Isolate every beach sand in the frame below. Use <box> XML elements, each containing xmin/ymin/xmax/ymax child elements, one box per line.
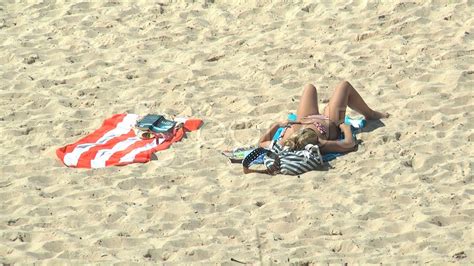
<box><xmin>0</xmin><ymin>0</ymin><xmax>472</xmax><ymax>264</ymax></box>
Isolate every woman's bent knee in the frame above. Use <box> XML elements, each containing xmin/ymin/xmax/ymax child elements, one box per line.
<box><xmin>303</xmin><ymin>83</ymin><xmax>317</xmax><ymax>92</ymax></box>
<box><xmin>339</xmin><ymin>80</ymin><xmax>351</xmax><ymax>88</ymax></box>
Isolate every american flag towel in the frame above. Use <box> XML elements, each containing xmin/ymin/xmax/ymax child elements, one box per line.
<box><xmin>56</xmin><ymin>113</ymin><xmax>202</xmax><ymax>168</ymax></box>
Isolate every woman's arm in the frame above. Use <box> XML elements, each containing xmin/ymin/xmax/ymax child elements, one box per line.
<box><xmin>243</xmin><ymin>153</ymin><xmax>280</xmax><ymax>175</ymax></box>
<box><xmin>243</xmin><ymin>167</ymin><xmax>278</xmax><ymax>175</ymax></box>
<box><xmin>258</xmin><ymin>121</ymin><xmax>287</xmax><ymax>148</ymax></box>
<box><xmin>320</xmin><ymin>124</ymin><xmax>357</xmax><ymax>153</ymax></box>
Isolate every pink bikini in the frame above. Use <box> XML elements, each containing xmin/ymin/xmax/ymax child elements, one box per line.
<box><xmin>304</xmin><ymin>115</ymin><xmax>329</xmax><ymax>135</ymax></box>
<box><xmin>302</xmin><ymin>115</ymin><xmax>340</xmax><ymax>140</ymax></box>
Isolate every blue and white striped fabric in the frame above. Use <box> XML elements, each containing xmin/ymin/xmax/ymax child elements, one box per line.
<box><xmin>263</xmin><ymin>142</ymin><xmax>323</xmax><ymax>175</ymax></box>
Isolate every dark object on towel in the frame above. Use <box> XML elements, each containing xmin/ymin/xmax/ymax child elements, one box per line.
<box><xmin>136</xmin><ymin>114</ymin><xmax>176</xmax><ymax>133</ymax></box>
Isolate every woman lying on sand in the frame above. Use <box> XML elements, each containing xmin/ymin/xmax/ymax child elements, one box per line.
<box><xmin>258</xmin><ymin>81</ymin><xmax>389</xmax><ymax>153</ymax></box>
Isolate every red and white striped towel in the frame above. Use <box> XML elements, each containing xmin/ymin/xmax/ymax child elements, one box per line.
<box><xmin>56</xmin><ymin>113</ymin><xmax>202</xmax><ymax>168</ymax></box>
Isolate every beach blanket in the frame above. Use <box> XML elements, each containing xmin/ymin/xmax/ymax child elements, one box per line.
<box><xmin>56</xmin><ymin>113</ymin><xmax>202</xmax><ymax>168</ymax></box>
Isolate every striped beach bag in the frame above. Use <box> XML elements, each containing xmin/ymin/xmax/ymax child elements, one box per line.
<box><xmin>243</xmin><ymin>141</ymin><xmax>324</xmax><ymax>175</ymax></box>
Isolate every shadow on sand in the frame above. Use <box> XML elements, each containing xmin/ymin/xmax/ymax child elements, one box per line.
<box><xmin>361</xmin><ymin>119</ymin><xmax>386</xmax><ymax>133</ymax></box>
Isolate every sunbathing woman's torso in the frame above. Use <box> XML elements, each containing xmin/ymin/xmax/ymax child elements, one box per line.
<box><xmin>280</xmin><ymin>115</ymin><xmax>340</xmax><ymax>143</ymax></box>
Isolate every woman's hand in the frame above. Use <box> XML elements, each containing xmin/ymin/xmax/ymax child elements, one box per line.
<box><xmin>265</xmin><ymin>155</ymin><xmax>281</xmax><ymax>175</ymax></box>
<box><xmin>339</xmin><ymin>124</ymin><xmax>356</xmax><ymax>149</ymax></box>
<box><xmin>243</xmin><ymin>154</ymin><xmax>281</xmax><ymax>175</ymax></box>
<box><xmin>338</xmin><ymin>123</ymin><xmax>351</xmax><ymax>131</ymax></box>
<box><xmin>319</xmin><ymin>124</ymin><xmax>358</xmax><ymax>153</ymax></box>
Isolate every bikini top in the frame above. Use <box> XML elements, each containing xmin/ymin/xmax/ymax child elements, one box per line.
<box><xmin>302</xmin><ymin>115</ymin><xmax>340</xmax><ymax>140</ymax></box>
<box><xmin>298</xmin><ymin>115</ymin><xmax>327</xmax><ymax>139</ymax></box>
<box><xmin>277</xmin><ymin>115</ymin><xmax>339</xmax><ymax>144</ymax></box>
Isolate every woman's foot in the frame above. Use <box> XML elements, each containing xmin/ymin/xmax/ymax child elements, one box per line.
<box><xmin>365</xmin><ymin>110</ymin><xmax>390</xmax><ymax>120</ymax></box>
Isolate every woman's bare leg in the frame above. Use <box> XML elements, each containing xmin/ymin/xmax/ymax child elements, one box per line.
<box><xmin>296</xmin><ymin>84</ymin><xmax>320</xmax><ymax>120</ymax></box>
<box><xmin>324</xmin><ymin>81</ymin><xmax>389</xmax><ymax>123</ymax></box>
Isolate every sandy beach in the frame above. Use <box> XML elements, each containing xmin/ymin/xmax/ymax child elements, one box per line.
<box><xmin>0</xmin><ymin>0</ymin><xmax>472</xmax><ymax>263</ymax></box>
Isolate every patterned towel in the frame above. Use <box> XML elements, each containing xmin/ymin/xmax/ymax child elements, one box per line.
<box><xmin>56</xmin><ymin>113</ymin><xmax>202</xmax><ymax>168</ymax></box>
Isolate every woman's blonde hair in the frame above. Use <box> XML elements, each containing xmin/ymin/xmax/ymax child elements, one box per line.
<box><xmin>283</xmin><ymin>128</ymin><xmax>319</xmax><ymax>150</ymax></box>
